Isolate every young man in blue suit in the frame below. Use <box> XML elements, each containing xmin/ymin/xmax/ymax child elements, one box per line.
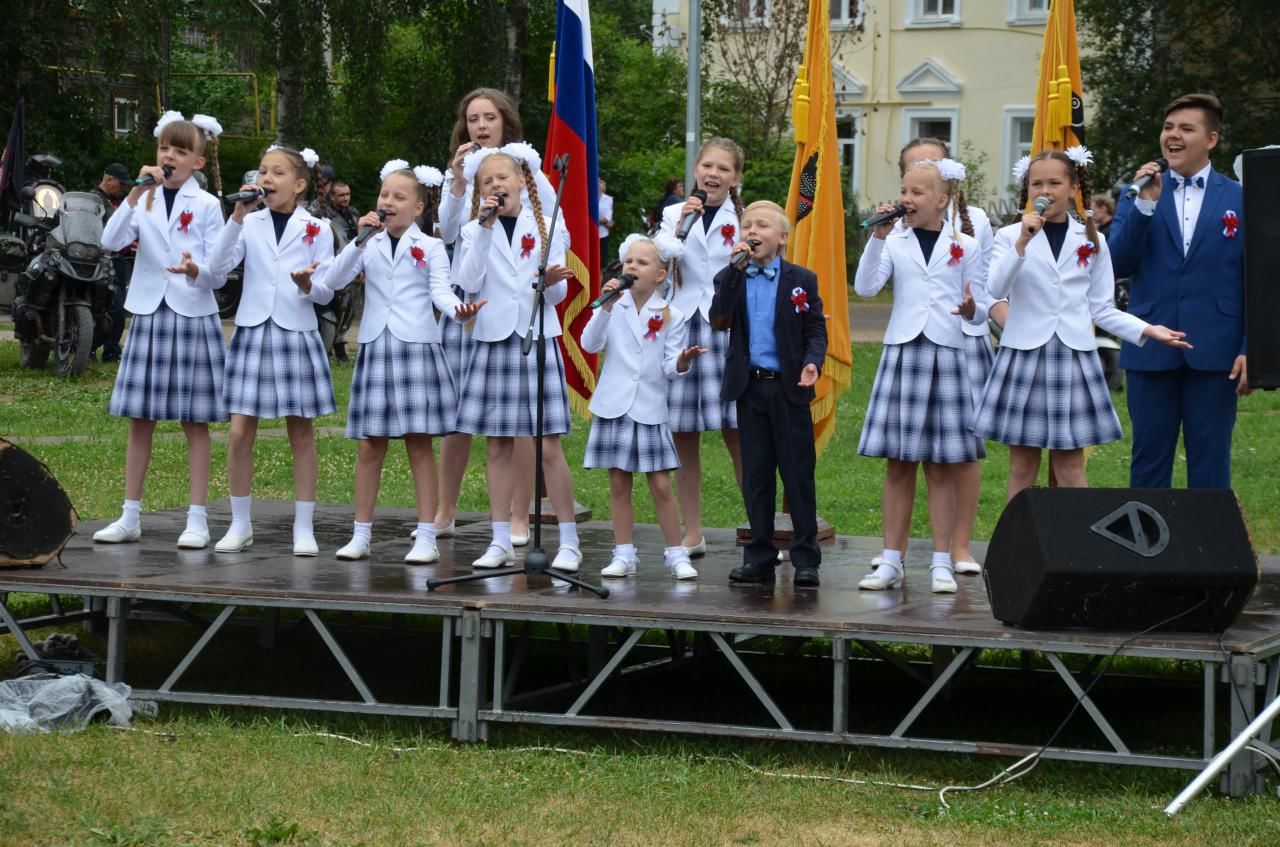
<box><xmin>1109</xmin><ymin>93</ymin><xmax>1250</xmax><ymax>490</ymax></box>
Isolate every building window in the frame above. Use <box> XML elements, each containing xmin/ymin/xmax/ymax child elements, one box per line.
<box><xmin>113</xmin><ymin>98</ymin><xmax>138</xmax><ymax>136</ymax></box>
<box><xmin>830</xmin><ymin>0</ymin><xmax>865</xmax><ymax>29</ymax></box>
<box><xmin>1007</xmin><ymin>0</ymin><xmax>1049</xmax><ymax>26</ymax></box>
<box><xmin>1003</xmin><ymin>107</ymin><xmax>1036</xmax><ymax>197</ymax></box>
<box><xmin>906</xmin><ymin>0</ymin><xmax>961</xmax><ymax>28</ymax></box>
<box><xmin>903</xmin><ymin>107</ymin><xmax>959</xmax><ymax>147</ymax></box>
<box><xmin>837</xmin><ymin>110</ymin><xmax>863</xmax><ymax>206</ymax></box>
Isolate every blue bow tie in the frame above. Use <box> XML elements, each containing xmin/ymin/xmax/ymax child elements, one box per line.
<box><xmin>745</xmin><ymin>264</ymin><xmax>776</xmax><ymax>280</ymax></box>
<box><xmin>1173</xmin><ymin>173</ymin><xmax>1205</xmax><ymax>190</ymax></box>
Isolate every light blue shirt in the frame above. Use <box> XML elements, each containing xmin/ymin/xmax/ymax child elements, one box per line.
<box><xmin>745</xmin><ymin>256</ymin><xmax>782</xmax><ymax>371</ymax></box>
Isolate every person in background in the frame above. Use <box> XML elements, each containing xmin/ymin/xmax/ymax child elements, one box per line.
<box><xmin>598</xmin><ymin>177</ymin><xmax>614</xmax><ymax>269</ymax></box>
<box><xmin>651</xmin><ymin>178</ymin><xmax>684</xmax><ymax>229</ymax></box>
<box><xmin>1091</xmin><ymin>194</ymin><xmax>1115</xmax><ymax>238</ymax></box>
<box><xmin>330</xmin><ymin>180</ymin><xmax>360</xmax><ymax>242</ymax></box>
<box><xmin>91</xmin><ymin>163</ymin><xmax>132</xmax><ymax>362</ymax></box>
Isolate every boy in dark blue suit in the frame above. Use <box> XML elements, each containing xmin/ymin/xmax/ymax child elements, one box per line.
<box><xmin>710</xmin><ymin>201</ymin><xmax>827</xmax><ymax>587</ymax></box>
<box><xmin>1109</xmin><ymin>93</ymin><xmax>1249</xmax><ymax>490</ymax></box>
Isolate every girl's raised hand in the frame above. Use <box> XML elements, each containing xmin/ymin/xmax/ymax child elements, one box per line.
<box><xmin>598</xmin><ymin>277</ymin><xmax>622</xmax><ymax>311</ymax></box>
<box><xmin>166</xmin><ymin>251</ymin><xmax>199</xmax><ymax>280</ymax></box>
<box><xmin>1143</xmin><ymin>324</ymin><xmax>1192</xmax><ymax>350</ymax></box>
<box><xmin>871</xmin><ymin>204</ymin><xmax>898</xmax><ymax>240</ymax></box>
<box><xmin>952</xmin><ymin>282</ymin><xmax>977</xmax><ymax>320</ymax></box>
<box><xmin>542</xmin><ymin>264</ymin><xmax>574</xmax><ymax>284</ymax></box>
<box><xmin>290</xmin><ymin>261</ymin><xmax>319</xmax><ymax>294</ymax></box>
<box><xmin>1017</xmin><ymin>211</ymin><xmax>1045</xmax><ymax>249</ymax></box>
<box><xmin>231</xmin><ymin>183</ymin><xmax>260</xmax><ymax>221</ymax></box>
<box><xmin>676</xmin><ymin>345</ymin><xmax>709</xmax><ymax>373</ymax></box>
<box><xmin>454</xmin><ymin>299</ymin><xmax>488</xmax><ymax>320</ymax></box>
<box><xmin>357</xmin><ymin>210</ymin><xmax>385</xmax><ymax>231</ymax></box>
<box><xmin>679</xmin><ymin>192</ymin><xmax>704</xmax><ymax>221</ymax></box>
<box><xmin>477</xmin><ymin>195</ymin><xmax>501</xmax><ymax>229</ymax></box>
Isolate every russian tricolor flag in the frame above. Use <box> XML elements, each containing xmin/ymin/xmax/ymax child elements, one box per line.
<box><xmin>545</xmin><ymin>0</ymin><xmax>600</xmax><ymax>416</ymax></box>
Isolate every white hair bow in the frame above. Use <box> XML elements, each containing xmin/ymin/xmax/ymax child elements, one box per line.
<box><xmin>153</xmin><ymin>110</ymin><xmax>185</xmax><ymax>138</ymax></box>
<box><xmin>191</xmin><ymin>114</ymin><xmax>223</xmax><ymax>137</ymax></box>
<box><xmin>299</xmin><ymin>148</ymin><xmax>320</xmax><ymax>168</ymax></box>
<box><xmin>380</xmin><ymin>159</ymin><xmax>411</xmax><ymax>181</ymax></box>
<box><xmin>414</xmin><ymin>165</ymin><xmax>444</xmax><ymax>188</ymax></box>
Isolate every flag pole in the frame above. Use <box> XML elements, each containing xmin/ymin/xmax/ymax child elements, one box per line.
<box><xmin>684</xmin><ymin>0</ymin><xmax>702</xmax><ymax>193</ymax></box>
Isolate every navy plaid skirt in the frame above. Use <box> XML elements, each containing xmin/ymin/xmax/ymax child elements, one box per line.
<box><xmin>584</xmin><ymin>414</ymin><xmax>680</xmax><ymax>473</ymax></box>
<box><xmin>109</xmin><ymin>302</ymin><xmax>228</xmax><ymax>422</ymax></box>
<box><xmin>962</xmin><ymin>333</ymin><xmax>996</xmax><ymax>415</ymax></box>
<box><xmin>667</xmin><ymin>311</ymin><xmax>737</xmax><ymax>432</ymax></box>
<box><xmin>224</xmin><ymin>320</ymin><xmax>335</xmax><ymax>419</ymax></box>
<box><xmin>972</xmin><ymin>334</ymin><xmax>1122</xmax><ymax>450</ymax></box>
<box><xmin>440</xmin><ymin>286</ymin><xmax>474</xmax><ymax>380</ymax></box>
<box><xmin>347</xmin><ymin>330</ymin><xmax>457</xmax><ymax>439</ymax></box>
<box><xmin>455</xmin><ymin>333</ymin><xmax>572</xmax><ymax>437</ymax></box>
<box><xmin>858</xmin><ymin>335</ymin><xmax>985</xmax><ymax>464</ymax></box>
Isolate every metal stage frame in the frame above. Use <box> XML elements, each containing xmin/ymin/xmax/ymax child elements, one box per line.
<box><xmin>1</xmin><ymin>502</ymin><xmax>1277</xmax><ymax>798</ymax></box>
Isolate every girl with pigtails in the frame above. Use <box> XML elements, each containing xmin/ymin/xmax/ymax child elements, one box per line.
<box><xmin>972</xmin><ymin>148</ymin><xmax>1190</xmax><ymax>501</ymax></box>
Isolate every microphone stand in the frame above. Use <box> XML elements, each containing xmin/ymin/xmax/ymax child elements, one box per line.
<box><xmin>428</xmin><ymin>153</ymin><xmax>608</xmax><ymax>598</ymax></box>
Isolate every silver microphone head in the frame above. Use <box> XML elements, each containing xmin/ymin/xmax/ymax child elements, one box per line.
<box><xmin>1033</xmin><ymin>195</ymin><xmax>1051</xmax><ymax>215</ymax></box>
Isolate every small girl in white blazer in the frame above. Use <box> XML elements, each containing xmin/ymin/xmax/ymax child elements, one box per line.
<box><xmin>581</xmin><ymin>233</ymin><xmax>707</xmax><ymax>580</ymax></box>
<box><xmin>973</xmin><ymin>148</ymin><xmax>1189</xmax><ymax>499</ymax></box>
<box><xmin>855</xmin><ymin>158</ymin><xmax>990</xmax><ymax>595</ymax></box>
<box><xmin>452</xmin><ymin>146</ymin><xmax>581</xmax><ymax>573</ymax></box>
<box><xmin>207</xmin><ymin>145</ymin><xmax>336</xmax><ymax>556</ymax></box>
<box><xmin>94</xmin><ymin>112</ymin><xmax>228</xmax><ymax>550</ymax></box>
<box><xmin>306</xmin><ymin>161</ymin><xmax>483</xmax><ymax>564</ymax></box>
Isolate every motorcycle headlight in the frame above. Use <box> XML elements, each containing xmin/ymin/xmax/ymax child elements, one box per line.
<box><xmin>67</xmin><ymin>242</ymin><xmax>101</xmax><ymax>261</ymax></box>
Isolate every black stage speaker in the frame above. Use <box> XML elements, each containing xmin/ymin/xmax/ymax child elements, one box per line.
<box><xmin>984</xmin><ymin>488</ymin><xmax>1258</xmax><ymax>632</ymax></box>
<box><xmin>1243</xmin><ymin>147</ymin><xmax>1280</xmax><ymax>390</ymax></box>
<box><xmin>0</xmin><ymin>438</ymin><xmax>77</xmax><ymax>568</ymax></box>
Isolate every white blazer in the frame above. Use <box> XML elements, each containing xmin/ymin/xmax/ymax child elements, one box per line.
<box><xmin>854</xmin><ymin>224</ymin><xmax>987</xmax><ymax>348</ymax></box>
<box><xmin>659</xmin><ymin>200</ymin><xmax>740</xmax><ymax>323</ymax></box>
<box><xmin>580</xmin><ymin>291</ymin><xmax>689</xmax><ymax>425</ymax></box>
<box><xmin>101</xmin><ymin>176</ymin><xmax>226</xmax><ymax>317</ymax></box>
<box><xmin>315</xmin><ymin>223</ymin><xmax>460</xmax><ymax>345</ymax></box>
<box><xmin>209</xmin><ymin>206</ymin><xmax>335</xmax><ymax>331</ymax></box>
<box><xmin>436</xmin><ymin>166</ymin><xmax>558</xmax><ymax>245</ymax></box>
<box><xmin>452</xmin><ymin>207</ymin><xmax>570</xmax><ymax>341</ymax></box>
<box><xmin>988</xmin><ymin>219</ymin><xmax>1149</xmax><ymax>351</ymax></box>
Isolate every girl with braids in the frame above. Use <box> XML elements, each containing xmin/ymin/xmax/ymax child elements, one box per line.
<box><xmin>855</xmin><ymin>158</ymin><xmax>989</xmax><ymax>595</ymax></box>
<box><xmin>304</xmin><ymin>160</ymin><xmax>484</xmax><ymax>564</ymax></box>
<box><xmin>452</xmin><ymin>146</ymin><xmax>582</xmax><ymax>572</ymax></box>
<box><xmin>973</xmin><ymin>148</ymin><xmax>1189</xmax><ymax>501</ymax></box>
<box><xmin>207</xmin><ymin>145</ymin><xmax>335</xmax><ymax>556</ymax></box>
<box><xmin>658</xmin><ymin>137</ymin><xmax>746</xmax><ymax>558</ymax></box>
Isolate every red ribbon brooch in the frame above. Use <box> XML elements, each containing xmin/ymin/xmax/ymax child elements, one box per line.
<box><xmin>410</xmin><ymin>245</ymin><xmax>427</xmax><ymax>269</ymax></box>
<box><xmin>1223</xmin><ymin>210</ymin><xmax>1239</xmax><ymax>238</ymax></box>
<box><xmin>720</xmin><ymin>223</ymin><xmax>736</xmax><ymax>246</ymax></box>
<box><xmin>645</xmin><ymin>315</ymin><xmax>663</xmax><ymax>340</ymax></box>
<box><xmin>790</xmin><ymin>287</ymin><xmax>809</xmax><ymax>314</ymax></box>
<box><xmin>177</xmin><ymin>210</ymin><xmax>193</xmax><ymax>234</ymax></box>
<box><xmin>1076</xmin><ymin>242</ymin><xmax>1096</xmax><ymax>268</ymax></box>
<box><xmin>303</xmin><ymin>222</ymin><xmax>322</xmax><ymax>245</ymax></box>
<box><xmin>948</xmin><ymin>241</ymin><xmax>964</xmax><ymax>266</ymax></box>
<box><xmin>520</xmin><ymin>233</ymin><xmax>536</xmax><ymax>259</ymax></box>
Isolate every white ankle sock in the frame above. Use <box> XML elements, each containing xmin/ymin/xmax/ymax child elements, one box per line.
<box><xmin>185</xmin><ymin>504</ymin><xmax>208</xmax><ymax>534</ymax></box>
<box><xmin>414</xmin><ymin>522</ymin><xmax>437</xmax><ymax>546</ymax></box>
<box><xmin>229</xmin><ymin>495</ymin><xmax>252</xmax><ymax>535</ymax></box>
<box><xmin>492</xmin><ymin>521</ymin><xmax>511</xmax><ymax>548</ymax></box>
<box><xmin>352</xmin><ymin>521</ymin><xmax>372</xmax><ymax>545</ymax></box>
<box><xmin>931</xmin><ymin>551</ymin><xmax>953</xmax><ymax>580</ymax></box>
<box><xmin>294</xmin><ymin>500</ymin><xmax>315</xmax><ymax>540</ymax></box>
<box><xmin>663</xmin><ymin>545</ymin><xmax>687</xmax><ymax>565</ymax></box>
<box><xmin>120</xmin><ymin>499</ymin><xmax>142</xmax><ymax>530</ymax></box>
<box><xmin>872</xmin><ymin>549</ymin><xmax>902</xmax><ymax>581</ymax></box>
<box><xmin>615</xmin><ymin>543</ymin><xmax>636</xmax><ymax>561</ymax></box>
<box><xmin>558</xmin><ymin>522</ymin><xmax>579</xmax><ymax>548</ymax></box>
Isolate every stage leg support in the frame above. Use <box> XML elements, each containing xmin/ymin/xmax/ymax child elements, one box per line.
<box><xmin>105</xmin><ymin>597</ymin><xmax>130</xmax><ymax>684</ymax></box>
<box><xmin>454</xmin><ymin>609</ymin><xmax>488</xmax><ymax>743</ymax></box>
<box><xmin>1222</xmin><ymin>654</ymin><xmax>1265</xmax><ymax>796</ymax></box>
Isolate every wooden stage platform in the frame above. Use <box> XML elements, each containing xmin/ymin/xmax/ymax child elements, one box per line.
<box><xmin>2</xmin><ymin>501</ymin><xmax>1278</xmax><ymax>796</ymax></box>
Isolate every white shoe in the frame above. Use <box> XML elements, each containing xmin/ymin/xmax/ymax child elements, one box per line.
<box><xmin>293</xmin><ymin>536</ymin><xmax>319</xmax><ymax>557</ymax></box>
<box><xmin>214</xmin><ymin>528</ymin><xmax>253</xmax><ymax>553</ymax></box>
<box><xmin>511</xmin><ymin>532</ymin><xmax>530</xmax><ymax>547</ymax></box>
<box><xmin>869</xmin><ymin>555</ymin><xmax>884</xmax><ymax>571</ymax></box>
<box><xmin>859</xmin><ymin>561</ymin><xmax>903</xmax><ymax>591</ymax></box>
<box><xmin>94</xmin><ymin>521</ymin><xmax>140</xmax><ymax>544</ymax></box>
<box><xmin>336</xmin><ymin>537</ymin><xmax>371</xmax><ymax>560</ymax></box>
<box><xmin>405</xmin><ymin>543</ymin><xmax>440</xmax><ymax>564</ymax></box>
<box><xmin>668</xmin><ymin>555</ymin><xmax>698</xmax><ymax>581</ymax></box>
<box><xmin>473</xmin><ymin>543</ymin><xmax>514</xmax><ymax>569</ymax></box>
<box><xmin>931</xmin><ymin>565</ymin><xmax>958</xmax><ymax>594</ymax></box>
<box><xmin>954</xmin><ymin>560</ymin><xmax>982</xmax><ymax>575</ymax></box>
<box><xmin>436</xmin><ymin>520</ymin><xmax>458</xmax><ymax>539</ymax></box>
<box><xmin>176</xmin><ymin>529</ymin><xmax>209</xmax><ymax>549</ymax></box>
<box><xmin>551</xmin><ymin>545</ymin><xmax>582</xmax><ymax>573</ymax></box>
<box><xmin>683</xmin><ymin>537</ymin><xmax>707</xmax><ymax>558</ymax></box>
<box><xmin>600</xmin><ymin>555</ymin><xmax>637</xmax><ymax>578</ymax></box>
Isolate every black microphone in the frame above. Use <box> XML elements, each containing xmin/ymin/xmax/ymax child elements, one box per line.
<box><xmin>590</xmin><ymin>273</ymin><xmax>637</xmax><ymax>309</ymax></box>
<box><xmin>477</xmin><ymin>194</ymin><xmax>506</xmax><ymax>226</ymax></box>
<box><xmin>224</xmin><ymin>187</ymin><xmax>263</xmax><ymax>204</ymax></box>
<box><xmin>354</xmin><ymin>209</ymin><xmax>389</xmax><ymax>247</ymax></box>
<box><xmin>730</xmin><ymin>238</ymin><xmax>763</xmax><ymax>270</ymax></box>
<box><xmin>1125</xmin><ymin>157</ymin><xmax>1169</xmax><ymax>199</ymax></box>
<box><xmin>135</xmin><ymin>165</ymin><xmax>174</xmax><ymax>188</ymax></box>
<box><xmin>676</xmin><ymin>189</ymin><xmax>709</xmax><ymax>241</ymax></box>
<box><xmin>861</xmin><ymin>204</ymin><xmax>906</xmax><ymax>229</ymax></box>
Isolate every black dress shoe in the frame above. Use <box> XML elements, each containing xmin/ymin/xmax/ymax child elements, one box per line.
<box><xmin>729</xmin><ymin>561</ymin><xmax>777</xmax><ymax>583</ymax></box>
<box><xmin>793</xmin><ymin>567</ymin><xmax>820</xmax><ymax>588</ymax></box>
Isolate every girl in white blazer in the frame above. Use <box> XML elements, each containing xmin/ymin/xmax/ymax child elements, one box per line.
<box><xmin>657</xmin><ymin>136</ymin><xmax>746</xmax><ymax>558</ymax></box>
<box><xmin>450</xmin><ymin>148</ymin><xmax>585</xmax><ymax>573</ymax></box>
<box><xmin>307</xmin><ymin>162</ymin><xmax>483</xmax><ymax>565</ymax></box>
<box><xmin>581</xmin><ymin>233</ymin><xmax>707</xmax><ymax>580</ymax></box>
<box><xmin>854</xmin><ymin>159</ymin><xmax>990</xmax><ymax>595</ymax></box>
<box><xmin>94</xmin><ymin>115</ymin><xmax>228</xmax><ymax>551</ymax></box>
<box><xmin>972</xmin><ymin>149</ymin><xmax>1189</xmax><ymax>500</ymax></box>
<box><xmin>206</xmin><ymin>146</ymin><xmax>337</xmax><ymax>556</ymax></box>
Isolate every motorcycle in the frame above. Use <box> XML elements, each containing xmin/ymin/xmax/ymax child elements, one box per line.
<box><xmin>11</xmin><ymin>190</ymin><xmax>114</xmax><ymax>376</ymax></box>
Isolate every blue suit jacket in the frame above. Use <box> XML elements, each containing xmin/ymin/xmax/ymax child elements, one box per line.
<box><xmin>1109</xmin><ymin>168</ymin><xmax>1245</xmax><ymax>373</ymax></box>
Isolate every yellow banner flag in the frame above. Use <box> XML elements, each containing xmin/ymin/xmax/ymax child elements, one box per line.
<box><xmin>1030</xmin><ymin>0</ymin><xmax>1085</xmax><ymax>158</ymax></box>
<box><xmin>784</xmin><ymin>0</ymin><xmax>851</xmax><ymax>457</ymax></box>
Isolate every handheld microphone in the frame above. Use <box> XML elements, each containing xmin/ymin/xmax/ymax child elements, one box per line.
<box><xmin>224</xmin><ymin>187</ymin><xmax>263</xmax><ymax>204</ymax></box>
<box><xmin>861</xmin><ymin>204</ymin><xmax>907</xmax><ymax>229</ymax></box>
<box><xmin>676</xmin><ymin>190</ymin><xmax>709</xmax><ymax>241</ymax></box>
<box><xmin>730</xmin><ymin>239</ymin><xmax>763</xmax><ymax>270</ymax></box>
<box><xmin>477</xmin><ymin>194</ymin><xmax>506</xmax><ymax>226</ymax></box>
<box><xmin>354</xmin><ymin>209</ymin><xmax>389</xmax><ymax>247</ymax></box>
<box><xmin>1033</xmin><ymin>195</ymin><xmax>1051</xmax><ymax>216</ymax></box>
<box><xmin>1125</xmin><ymin>157</ymin><xmax>1169</xmax><ymax>199</ymax></box>
<box><xmin>590</xmin><ymin>273</ymin><xmax>637</xmax><ymax>309</ymax></box>
<box><xmin>135</xmin><ymin>165</ymin><xmax>174</xmax><ymax>188</ymax></box>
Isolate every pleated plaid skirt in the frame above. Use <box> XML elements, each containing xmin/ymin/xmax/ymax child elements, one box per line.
<box><xmin>667</xmin><ymin>311</ymin><xmax>737</xmax><ymax>432</ymax></box>
<box><xmin>858</xmin><ymin>335</ymin><xmax>985</xmax><ymax>464</ymax></box>
<box><xmin>962</xmin><ymin>333</ymin><xmax>996</xmax><ymax>414</ymax></box>
<box><xmin>109</xmin><ymin>302</ymin><xmax>228</xmax><ymax>422</ymax></box>
<box><xmin>584</xmin><ymin>414</ymin><xmax>680</xmax><ymax>473</ymax></box>
<box><xmin>972</xmin><ymin>334</ymin><xmax>1122</xmax><ymax>450</ymax></box>
<box><xmin>346</xmin><ymin>329</ymin><xmax>457</xmax><ymax>439</ymax></box>
<box><xmin>224</xmin><ymin>320</ymin><xmax>335</xmax><ymax>420</ymax></box>
<box><xmin>455</xmin><ymin>332</ymin><xmax>572</xmax><ymax>437</ymax></box>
